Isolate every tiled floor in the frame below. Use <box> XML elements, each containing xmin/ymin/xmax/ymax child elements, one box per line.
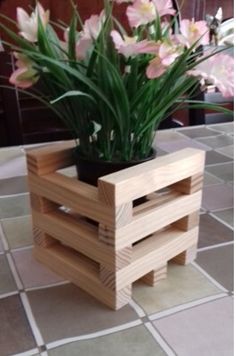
<box><xmin>0</xmin><ymin>122</ymin><xmax>233</xmax><ymax>356</ymax></box>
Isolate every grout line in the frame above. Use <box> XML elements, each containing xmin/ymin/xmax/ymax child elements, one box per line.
<box><xmin>0</xmin><ymin>223</ymin><xmax>9</xmax><ymax>251</ymax></box>
<box><xmin>202</xmin><ymin>205</ymin><xmax>233</xmax><ymax>212</ymax></box>
<box><xmin>0</xmin><ymin>214</ymin><xmax>32</xmax><ymax>221</ymax></box>
<box><xmin>0</xmin><ymin>192</ymin><xmax>29</xmax><ymax>198</ymax></box>
<box><xmin>11</xmin><ymin>348</ymin><xmax>39</xmax><ymax>356</ymax></box>
<box><xmin>215</xmin><ymin>150</ymin><xmax>233</xmax><ymax>159</ymax></box>
<box><xmin>46</xmin><ymin>319</ymin><xmax>143</xmax><ymax>350</ymax></box>
<box><xmin>209</xmin><ymin>212</ymin><xmax>234</xmax><ymax>231</ymax></box>
<box><xmin>20</xmin><ymin>293</ymin><xmax>45</xmax><ymax>347</ymax></box>
<box><xmin>198</xmin><ymin>241</ymin><xmax>233</xmax><ymax>252</ymax></box>
<box><xmin>25</xmin><ymin>280</ymin><xmax>69</xmax><ymax>292</ymax></box>
<box><xmin>204</xmin><ymin>172</ymin><xmax>224</xmax><ymax>184</ymax></box>
<box><xmin>191</xmin><ymin>262</ymin><xmax>228</xmax><ymax>292</ymax></box>
<box><xmin>210</xmin><ymin>206</ymin><xmax>234</xmax><ymax>213</ymax></box>
<box><xmin>205</xmin><ymin>161</ymin><xmax>233</xmax><ymax>168</ymax></box>
<box><xmin>0</xmin><ymin>291</ymin><xmax>19</xmax><ymax>299</ymax></box>
<box><xmin>11</xmin><ymin>245</ymin><xmax>34</xmax><ymax>253</ymax></box>
<box><xmin>129</xmin><ymin>299</ymin><xmax>146</xmax><ymax>317</ymax></box>
<box><xmin>144</xmin><ymin>322</ymin><xmax>177</xmax><ymax>356</ymax></box>
<box><xmin>6</xmin><ymin>253</ymin><xmax>24</xmax><ymax>290</ymax></box>
<box><xmin>40</xmin><ymin>352</ymin><xmax>49</xmax><ymax>356</ymax></box>
<box><xmin>148</xmin><ymin>293</ymin><xmax>228</xmax><ymax>321</ymax></box>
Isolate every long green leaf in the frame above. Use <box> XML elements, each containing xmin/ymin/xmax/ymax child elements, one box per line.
<box><xmin>179</xmin><ymin>99</ymin><xmax>233</xmax><ymax>115</ymax></box>
<box><xmin>50</xmin><ymin>90</ymin><xmax>96</xmax><ymax>104</ymax></box>
<box><xmin>22</xmin><ymin>49</ymin><xmax>119</xmax><ymax>121</ymax></box>
<box><xmin>68</xmin><ymin>12</ymin><xmax>77</xmax><ymax>61</ymax></box>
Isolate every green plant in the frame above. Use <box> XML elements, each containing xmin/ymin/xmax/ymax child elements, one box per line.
<box><xmin>0</xmin><ymin>0</ymin><xmax>233</xmax><ymax>161</ymax></box>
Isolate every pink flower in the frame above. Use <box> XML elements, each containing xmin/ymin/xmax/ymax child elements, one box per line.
<box><xmin>83</xmin><ymin>11</ymin><xmax>105</xmax><ymax>40</ymax></box>
<box><xmin>146</xmin><ymin>56</ymin><xmax>167</xmax><ymax>78</ymax></box>
<box><xmin>159</xmin><ymin>40</ymin><xmax>182</xmax><ymax>65</ymax></box>
<box><xmin>17</xmin><ymin>2</ymin><xmax>49</xmax><ymax>42</ymax></box>
<box><xmin>111</xmin><ymin>30</ymin><xmax>138</xmax><ymax>57</ymax></box>
<box><xmin>76</xmin><ymin>37</ymin><xmax>93</xmax><ymax>60</ymax></box>
<box><xmin>178</xmin><ymin>19</ymin><xmax>209</xmax><ymax>48</ymax></box>
<box><xmin>187</xmin><ymin>53</ymin><xmax>234</xmax><ymax>97</ymax></box>
<box><xmin>111</xmin><ymin>30</ymin><xmax>160</xmax><ymax>57</ymax></box>
<box><xmin>152</xmin><ymin>0</ymin><xmax>175</xmax><ymax>17</ymax></box>
<box><xmin>75</xmin><ymin>11</ymin><xmax>104</xmax><ymax>60</ymax></box>
<box><xmin>9</xmin><ymin>53</ymin><xmax>39</xmax><ymax>88</ymax></box>
<box><xmin>145</xmin><ymin>38</ymin><xmax>183</xmax><ymax>79</ymax></box>
<box><xmin>127</xmin><ymin>0</ymin><xmax>156</xmax><ymax>28</ymax></box>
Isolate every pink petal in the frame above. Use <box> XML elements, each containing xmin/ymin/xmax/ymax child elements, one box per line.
<box><xmin>146</xmin><ymin>57</ymin><xmax>167</xmax><ymax>79</ymax></box>
<box><xmin>76</xmin><ymin>36</ymin><xmax>92</xmax><ymax>60</ymax></box>
<box><xmin>111</xmin><ymin>30</ymin><xmax>124</xmax><ymax>50</ymax></box>
<box><xmin>9</xmin><ymin>68</ymin><xmax>34</xmax><ymax>88</ymax></box>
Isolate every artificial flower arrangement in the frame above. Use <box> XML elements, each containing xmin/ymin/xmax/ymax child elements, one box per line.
<box><xmin>0</xmin><ymin>0</ymin><xmax>233</xmax><ymax>165</ymax></box>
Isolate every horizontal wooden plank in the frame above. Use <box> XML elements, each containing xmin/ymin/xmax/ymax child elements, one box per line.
<box><xmin>32</xmin><ymin>209</ymin><xmax>120</xmax><ymax>270</ymax></box>
<box><xmin>98</xmin><ymin>148</ymin><xmax>205</xmax><ymax>206</ymax></box>
<box><xmin>26</xmin><ymin>141</ymin><xmax>75</xmax><ymax>175</ymax></box>
<box><xmin>28</xmin><ymin>172</ymin><xmax>115</xmax><ymax>226</ymax></box>
<box><xmin>133</xmin><ymin>190</ymin><xmax>179</xmax><ymax>215</ymax></box>
<box><xmin>108</xmin><ymin>226</ymin><xmax>199</xmax><ymax>290</ymax></box>
<box><xmin>34</xmin><ymin>245</ymin><xmax>131</xmax><ymax>309</ymax></box>
<box><xmin>114</xmin><ymin>190</ymin><xmax>202</xmax><ymax>249</ymax></box>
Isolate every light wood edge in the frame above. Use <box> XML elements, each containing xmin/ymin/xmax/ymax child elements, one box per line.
<box><xmin>100</xmin><ymin>226</ymin><xmax>199</xmax><ymax>290</ymax></box>
<box><xmin>114</xmin><ymin>191</ymin><xmax>202</xmax><ymax>249</ymax></box>
<box><xmin>98</xmin><ymin>148</ymin><xmax>205</xmax><ymax>206</ymax></box>
<box><xmin>32</xmin><ymin>209</ymin><xmax>131</xmax><ymax>271</ymax></box>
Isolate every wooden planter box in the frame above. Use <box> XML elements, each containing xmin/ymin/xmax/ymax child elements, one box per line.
<box><xmin>26</xmin><ymin>142</ymin><xmax>205</xmax><ymax>310</ymax></box>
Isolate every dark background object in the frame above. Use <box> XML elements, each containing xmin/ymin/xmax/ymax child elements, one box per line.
<box><xmin>0</xmin><ymin>0</ymin><xmax>233</xmax><ymax>146</ymax></box>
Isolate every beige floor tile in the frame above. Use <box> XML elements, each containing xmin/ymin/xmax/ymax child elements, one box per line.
<box><xmin>0</xmin><ymin>194</ymin><xmax>30</xmax><ymax>218</ymax></box>
<box><xmin>133</xmin><ymin>263</ymin><xmax>221</xmax><ymax>315</ymax></box>
<box><xmin>1</xmin><ymin>216</ymin><xmax>33</xmax><ymax>249</ymax></box>
<box><xmin>48</xmin><ymin>325</ymin><xmax>166</xmax><ymax>356</ymax></box>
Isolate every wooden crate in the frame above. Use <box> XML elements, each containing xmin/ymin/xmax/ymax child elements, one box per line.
<box><xmin>26</xmin><ymin>142</ymin><xmax>205</xmax><ymax>310</ymax></box>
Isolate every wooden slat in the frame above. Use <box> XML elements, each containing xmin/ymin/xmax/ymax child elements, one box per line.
<box><xmin>114</xmin><ymin>191</ymin><xmax>202</xmax><ymax>249</ymax></box>
<box><xmin>101</xmin><ymin>226</ymin><xmax>199</xmax><ymax>290</ymax></box>
<box><xmin>32</xmin><ymin>209</ymin><xmax>125</xmax><ymax>270</ymax></box>
<box><xmin>34</xmin><ymin>244</ymin><xmax>131</xmax><ymax>310</ymax></box>
<box><xmin>171</xmin><ymin>173</ymin><xmax>204</xmax><ymax>194</ymax></box>
<box><xmin>28</xmin><ymin>172</ymin><xmax>115</xmax><ymax>226</ymax></box>
<box><xmin>172</xmin><ymin>245</ymin><xmax>197</xmax><ymax>265</ymax></box>
<box><xmin>133</xmin><ymin>190</ymin><xmax>179</xmax><ymax>215</ymax></box>
<box><xmin>98</xmin><ymin>148</ymin><xmax>205</xmax><ymax>206</ymax></box>
<box><xmin>33</xmin><ymin>227</ymin><xmax>57</xmax><ymax>248</ymax></box>
<box><xmin>173</xmin><ymin>211</ymin><xmax>200</xmax><ymax>231</ymax></box>
<box><xmin>30</xmin><ymin>193</ymin><xmax>59</xmax><ymax>213</ymax></box>
<box><xmin>141</xmin><ymin>264</ymin><xmax>168</xmax><ymax>286</ymax></box>
<box><xmin>26</xmin><ymin>141</ymin><xmax>75</xmax><ymax>175</ymax></box>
